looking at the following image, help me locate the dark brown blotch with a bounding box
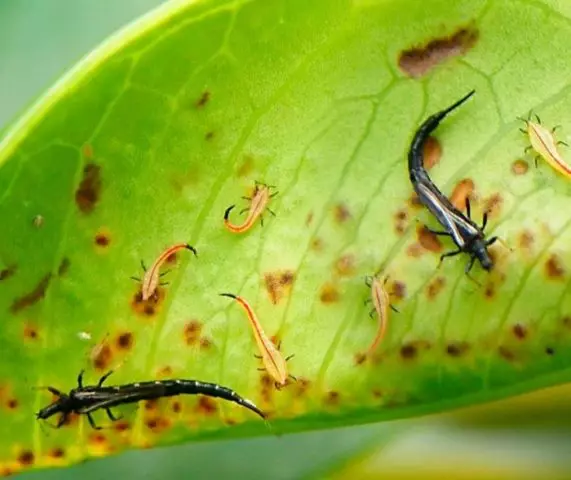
[131,288,164,317]
[6,398,18,410]
[394,209,408,235]
[94,232,111,248]
[92,343,112,370]
[116,332,134,350]
[17,450,34,466]
[545,346,555,356]
[484,282,495,299]
[114,420,130,432]
[23,323,39,341]
[172,400,182,413]
[75,163,102,214]
[196,396,217,415]
[417,225,442,253]
[399,26,479,78]
[264,270,296,305]
[423,136,442,169]
[354,352,367,365]
[199,337,212,350]
[49,447,65,459]
[10,273,52,314]
[319,283,340,303]
[57,257,70,276]
[519,230,534,250]
[545,254,565,280]
[511,159,529,175]
[184,320,202,346]
[426,276,446,300]
[205,131,215,141]
[144,399,158,411]
[195,91,210,108]
[449,178,475,211]
[400,340,431,360]
[157,365,173,378]
[391,281,407,300]
[512,323,527,340]
[0,264,17,281]
[446,341,470,357]
[325,391,340,405]
[334,203,351,224]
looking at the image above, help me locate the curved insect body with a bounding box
[407,90,497,273]
[224,182,277,233]
[36,370,265,429]
[133,243,197,301]
[364,276,397,357]
[521,116,571,179]
[220,293,290,388]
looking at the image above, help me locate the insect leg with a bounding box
[465,197,472,219]
[86,413,102,430]
[464,255,476,274]
[486,236,498,246]
[481,212,488,231]
[130,276,141,282]
[523,145,532,153]
[56,413,68,428]
[159,282,170,287]
[438,248,462,267]
[97,370,114,387]
[558,141,569,147]
[140,260,147,272]
[253,354,262,359]
[77,370,85,388]
[260,215,265,227]
[241,196,252,201]
[105,408,121,422]
[364,275,373,287]
[285,354,295,362]
[389,304,399,313]
[267,208,276,217]
[425,227,451,236]
[369,308,375,318]
[239,208,249,215]
[159,270,171,277]
[535,156,540,167]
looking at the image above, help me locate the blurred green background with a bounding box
[2,1,571,479]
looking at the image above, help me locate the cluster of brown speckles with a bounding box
[91,341,113,371]
[394,209,408,235]
[183,320,213,351]
[399,26,479,78]
[264,271,295,305]
[75,163,102,214]
[400,340,431,360]
[334,203,351,224]
[195,91,210,108]
[334,255,356,277]
[446,341,470,357]
[131,287,164,318]
[545,253,565,280]
[512,323,528,340]
[518,230,534,252]
[483,192,503,218]
[324,390,340,406]
[10,273,52,314]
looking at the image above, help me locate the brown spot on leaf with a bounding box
[423,136,442,169]
[184,320,202,346]
[294,377,311,397]
[75,163,102,214]
[196,91,210,108]
[17,450,34,466]
[354,352,367,365]
[319,283,340,303]
[144,399,158,411]
[199,337,212,350]
[92,343,112,370]
[49,447,65,459]
[116,332,134,350]
[334,254,356,277]
[545,254,565,279]
[157,366,173,378]
[145,417,170,432]
[400,340,431,360]
[394,209,409,235]
[306,212,314,226]
[483,193,503,217]
[392,281,406,299]
[484,282,495,299]
[264,270,295,305]
[310,238,324,252]
[334,203,351,223]
[498,345,516,362]
[82,144,94,159]
[512,159,529,175]
[237,155,254,177]
[0,264,16,281]
[205,131,215,141]
[409,193,422,209]
[6,398,18,410]
[406,243,423,258]
[172,401,182,413]
[2,467,12,476]
[10,273,51,313]
[545,346,555,356]
[562,315,571,329]
[449,178,475,211]
[446,341,470,357]
[325,391,340,405]
[399,26,478,78]
[114,420,130,432]
[417,225,442,252]
[94,231,110,247]
[23,323,39,341]
[426,276,446,300]
[512,323,527,340]
[131,288,163,317]
[196,396,217,415]
[519,230,534,250]
[57,258,70,276]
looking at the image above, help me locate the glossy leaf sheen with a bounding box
[2,0,571,473]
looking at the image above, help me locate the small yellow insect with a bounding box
[364,275,398,358]
[520,114,571,179]
[224,182,277,233]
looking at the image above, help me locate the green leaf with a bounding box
[2,0,571,474]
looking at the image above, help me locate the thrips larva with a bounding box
[220,293,292,388]
[520,114,571,179]
[364,275,397,358]
[224,182,277,233]
[132,243,197,301]
[36,370,265,429]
